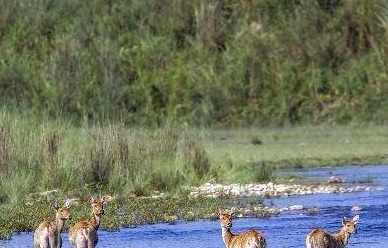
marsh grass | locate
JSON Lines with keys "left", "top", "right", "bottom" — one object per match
{"left": 1, "top": 111, "right": 388, "bottom": 205}
{"left": 252, "top": 162, "right": 276, "bottom": 183}
{"left": 0, "top": 111, "right": 216, "bottom": 204}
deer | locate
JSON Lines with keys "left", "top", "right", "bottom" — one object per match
{"left": 306, "top": 215, "right": 360, "bottom": 248}
{"left": 33, "top": 199, "right": 76, "bottom": 248}
{"left": 68, "top": 196, "right": 112, "bottom": 248}
{"left": 217, "top": 207, "right": 267, "bottom": 248}
{"left": 327, "top": 172, "right": 346, "bottom": 184}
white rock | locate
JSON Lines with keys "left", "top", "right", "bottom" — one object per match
{"left": 351, "top": 205, "right": 362, "bottom": 211}
{"left": 289, "top": 205, "right": 304, "bottom": 210}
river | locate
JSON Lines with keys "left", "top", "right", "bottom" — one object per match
{"left": 1, "top": 165, "right": 387, "bottom": 248}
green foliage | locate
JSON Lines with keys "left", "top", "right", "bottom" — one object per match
{"left": 1, "top": 0, "right": 388, "bottom": 126}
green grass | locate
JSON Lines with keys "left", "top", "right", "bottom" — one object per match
{"left": 205, "top": 125, "right": 388, "bottom": 171}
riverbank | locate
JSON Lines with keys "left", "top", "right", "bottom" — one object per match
{"left": 2, "top": 111, "right": 388, "bottom": 205}
{"left": 1, "top": 113, "right": 388, "bottom": 206}
{"left": 1, "top": 177, "right": 379, "bottom": 240}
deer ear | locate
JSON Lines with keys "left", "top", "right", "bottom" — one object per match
{"left": 230, "top": 207, "right": 236, "bottom": 215}
{"left": 342, "top": 217, "right": 347, "bottom": 226}
{"left": 89, "top": 196, "right": 95, "bottom": 204}
{"left": 216, "top": 207, "right": 222, "bottom": 216}
{"left": 101, "top": 195, "right": 112, "bottom": 204}
{"left": 352, "top": 215, "right": 360, "bottom": 224}
{"left": 53, "top": 202, "right": 59, "bottom": 210}
{"left": 64, "top": 198, "right": 77, "bottom": 208}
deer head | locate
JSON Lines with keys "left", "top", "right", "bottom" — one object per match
{"left": 53, "top": 201, "right": 72, "bottom": 220}
{"left": 217, "top": 207, "right": 236, "bottom": 229}
{"left": 342, "top": 215, "right": 360, "bottom": 234}
{"left": 89, "top": 195, "right": 112, "bottom": 216}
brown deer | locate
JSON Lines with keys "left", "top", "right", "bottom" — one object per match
{"left": 217, "top": 207, "right": 267, "bottom": 248}
{"left": 68, "top": 196, "right": 111, "bottom": 248}
{"left": 34, "top": 199, "right": 76, "bottom": 248}
{"left": 306, "top": 215, "right": 360, "bottom": 248}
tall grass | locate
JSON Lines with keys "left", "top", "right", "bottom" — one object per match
{"left": 1, "top": 0, "right": 388, "bottom": 126}
{"left": 1, "top": 110, "right": 388, "bottom": 204}
{"left": 0, "top": 110, "right": 214, "bottom": 204}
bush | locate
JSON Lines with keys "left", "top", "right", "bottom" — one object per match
{"left": 252, "top": 162, "right": 276, "bottom": 182}
{"left": 250, "top": 136, "right": 263, "bottom": 145}
{"left": 183, "top": 136, "right": 211, "bottom": 179}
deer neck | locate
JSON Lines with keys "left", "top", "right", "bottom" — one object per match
{"left": 54, "top": 214, "right": 65, "bottom": 246}
{"left": 54, "top": 214, "right": 65, "bottom": 233}
{"left": 334, "top": 228, "right": 351, "bottom": 248}
{"left": 221, "top": 226, "right": 234, "bottom": 248}
{"left": 90, "top": 213, "right": 102, "bottom": 230}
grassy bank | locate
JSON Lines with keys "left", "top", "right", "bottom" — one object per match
{"left": 1, "top": 110, "right": 388, "bottom": 206}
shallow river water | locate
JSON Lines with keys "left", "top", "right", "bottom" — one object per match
{"left": 1, "top": 165, "right": 388, "bottom": 248}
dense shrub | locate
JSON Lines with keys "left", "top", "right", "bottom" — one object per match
{"left": 1, "top": 0, "right": 388, "bottom": 126}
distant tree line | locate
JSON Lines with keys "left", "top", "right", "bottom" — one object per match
{"left": 1, "top": 0, "right": 388, "bottom": 126}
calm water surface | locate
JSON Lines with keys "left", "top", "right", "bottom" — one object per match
{"left": 1, "top": 165, "right": 388, "bottom": 248}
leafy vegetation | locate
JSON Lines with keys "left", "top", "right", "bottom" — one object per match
{"left": 1, "top": 0, "right": 388, "bottom": 126}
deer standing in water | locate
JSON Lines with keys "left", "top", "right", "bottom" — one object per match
{"left": 306, "top": 215, "right": 360, "bottom": 248}
{"left": 34, "top": 199, "right": 76, "bottom": 248}
{"left": 68, "top": 196, "right": 111, "bottom": 248}
{"left": 217, "top": 207, "right": 267, "bottom": 248}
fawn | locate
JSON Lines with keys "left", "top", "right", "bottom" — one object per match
{"left": 68, "top": 196, "right": 111, "bottom": 248}
{"left": 34, "top": 199, "right": 75, "bottom": 248}
{"left": 217, "top": 207, "right": 267, "bottom": 248}
{"left": 306, "top": 215, "right": 360, "bottom": 248}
